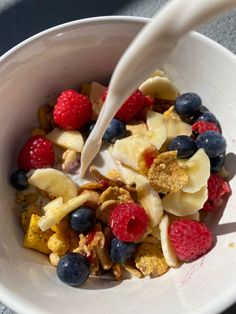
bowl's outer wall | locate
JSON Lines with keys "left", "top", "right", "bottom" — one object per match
{"left": 0, "top": 17, "right": 236, "bottom": 314}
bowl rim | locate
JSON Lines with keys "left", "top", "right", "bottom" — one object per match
{"left": 1, "top": 15, "right": 236, "bottom": 314}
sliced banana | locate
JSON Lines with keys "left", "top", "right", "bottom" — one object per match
{"left": 28, "top": 168, "right": 78, "bottom": 202}
{"left": 112, "top": 131, "right": 166, "bottom": 170}
{"left": 89, "top": 81, "right": 106, "bottom": 118}
{"left": 146, "top": 110, "right": 167, "bottom": 132}
{"left": 46, "top": 128, "right": 84, "bottom": 153}
{"left": 135, "top": 174, "right": 163, "bottom": 228}
{"left": 38, "top": 193, "right": 91, "bottom": 231}
{"left": 159, "top": 215, "right": 179, "bottom": 267}
{"left": 162, "top": 186, "right": 208, "bottom": 216}
{"left": 139, "top": 76, "right": 179, "bottom": 100}
{"left": 43, "top": 197, "right": 63, "bottom": 213}
{"left": 166, "top": 119, "right": 192, "bottom": 141}
{"left": 117, "top": 164, "right": 138, "bottom": 186}
{"left": 181, "top": 149, "right": 210, "bottom": 193}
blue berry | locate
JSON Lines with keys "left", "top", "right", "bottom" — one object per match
{"left": 56, "top": 253, "right": 90, "bottom": 286}
{"left": 185, "top": 105, "right": 209, "bottom": 125}
{"left": 196, "top": 131, "right": 226, "bottom": 158}
{"left": 10, "top": 169, "right": 29, "bottom": 190}
{"left": 174, "top": 93, "right": 202, "bottom": 117}
{"left": 168, "top": 135, "right": 197, "bottom": 158}
{"left": 110, "top": 237, "right": 137, "bottom": 264}
{"left": 210, "top": 153, "right": 225, "bottom": 172}
{"left": 70, "top": 207, "right": 96, "bottom": 234}
{"left": 103, "top": 119, "right": 126, "bottom": 143}
{"left": 197, "top": 112, "right": 218, "bottom": 124}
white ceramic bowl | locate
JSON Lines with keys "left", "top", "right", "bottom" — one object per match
{"left": 0, "top": 16, "right": 236, "bottom": 314}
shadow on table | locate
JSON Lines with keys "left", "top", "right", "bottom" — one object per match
{"left": 0, "top": 0, "right": 135, "bottom": 55}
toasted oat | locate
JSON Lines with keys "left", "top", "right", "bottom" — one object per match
{"left": 163, "top": 106, "right": 181, "bottom": 121}
{"left": 62, "top": 149, "right": 79, "bottom": 172}
{"left": 126, "top": 121, "right": 147, "bottom": 135}
{"left": 112, "top": 263, "right": 124, "bottom": 281}
{"left": 49, "top": 252, "right": 60, "bottom": 267}
{"left": 134, "top": 243, "right": 168, "bottom": 277}
{"left": 80, "top": 190, "right": 101, "bottom": 209}
{"left": 148, "top": 151, "right": 188, "bottom": 194}
{"left": 24, "top": 193, "right": 39, "bottom": 205}
{"left": 47, "top": 232, "right": 70, "bottom": 256}
{"left": 95, "top": 200, "right": 118, "bottom": 224}
{"left": 73, "top": 230, "right": 105, "bottom": 257}
{"left": 99, "top": 186, "right": 133, "bottom": 203}
{"left": 138, "top": 145, "right": 159, "bottom": 176}
{"left": 123, "top": 260, "right": 143, "bottom": 278}
{"left": 107, "top": 169, "right": 122, "bottom": 181}
{"left": 80, "top": 181, "right": 105, "bottom": 191}
{"left": 21, "top": 204, "right": 42, "bottom": 231}
{"left": 96, "top": 227, "right": 113, "bottom": 270}
{"left": 15, "top": 191, "right": 25, "bottom": 204}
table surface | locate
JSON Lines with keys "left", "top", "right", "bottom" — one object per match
{"left": 0, "top": 0, "right": 236, "bottom": 313}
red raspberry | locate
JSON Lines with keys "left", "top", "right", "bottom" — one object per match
{"left": 168, "top": 219, "right": 213, "bottom": 261}
{"left": 109, "top": 202, "right": 148, "bottom": 242}
{"left": 192, "top": 121, "right": 219, "bottom": 136}
{"left": 102, "top": 89, "right": 147, "bottom": 122}
{"left": 17, "top": 135, "right": 55, "bottom": 171}
{"left": 202, "top": 174, "right": 231, "bottom": 211}
{"left": 53, "top": 89, "right": 92, "bottom": 130}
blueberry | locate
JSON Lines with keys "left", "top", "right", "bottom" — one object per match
{"left": 196, "top": 131, "right": 226, "bottom": 158}
{"left": 10, "top": 169, "right": 29, "bottom": 190}
{"left": 70, "top": 207, "right": 96, "bottom": 234}
{"left": 184, "top": 105, "right": 209, "bottom": 125}
{"left": 197, "top": 112, "right": 218, "bottom": 124}
{"left": 102, "top": 119, "right": 126, "bottom": 144}
{"left": 110, "top": 237, "right": 137, "bottom": 264}
{"left": 174, "top": 93, "right": 202, "bottom": 117}
{"left": 210, "top": 153, "right": 225, "bottom": 172}
{"left": 56, "top": 253, "right": 90, "bottom": 286}
{"left": 168, "top": 135, "right": 197, "bottom": 158}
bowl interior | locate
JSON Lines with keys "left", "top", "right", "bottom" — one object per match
{"left": 0, "top": 17, "right": 236, "bottom": 314}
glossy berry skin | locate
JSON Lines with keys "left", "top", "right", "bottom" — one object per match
{"left": 109, "top": 202, "right": 148, "bottom": 242}
{"left": 17, "top": 135, "right": 55, "bottom": 171}
{"left": 103, "top": 119, "right": 126, "bottom": 143}
{"left": 56, "top": 253, "right": 90, "bottom": 286}
{"left": 210, "top": 153, "right": 225, "bottom": 173}
{"left": 174, "top": 93, "right": 202, "bottom": 117}
{"left": 168, "top": 219, "right": 213, "bottom": 261}
{"left": 197, "top": 112, "right": 218, "bottom": 124}
{"left": 53, "top": 89, "right": 92, "bottom": 130}
{"left": 196, "top": 131, "right": 226, "bottom": 158}
{"left": 70, "top": 207, "right": 96, "bottom": 234}
{"left": 110, "top": 237, "right": 137, "bottom": 263}
{"left": 168, "top": 135, "right": 197, "bottom": 158}
{"left": 10, "top": 169, "right": 29, "bottom": 190}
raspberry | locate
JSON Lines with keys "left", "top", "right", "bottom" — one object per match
{"left": 168, "top": 219, "right": 213, "bottom": 261}
{"left": 53, "top": 89, "right": 92, "bottom": 130}
{"left": 202, "top": 174, "right": 231, "bottom": 211}
{"left": 17, "top": 135, "right": 55, "bottom": 171}
{"left": 109, "top": 202, "right": 148, "bottom": 242}
{"left": 102, "top": 89, "right": 147, "bottom": 122}
{"left": 192, "top": 121, "right": 219, "bottom": 137}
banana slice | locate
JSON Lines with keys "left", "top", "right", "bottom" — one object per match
{"left": 117, "top": 164, "right": 138, "bottom": 186}
{"left": 135, "top": 175, "right": 163, "bottom": 228}
{"left": 43, "top": 197, "right": 63, "bottom": 213}
{"left": 28, "top": 168, "right": 78, "bottom": 202}
{"left": 162, "top": 186, "right": 208, "bottom": 216}
{"left": 89, "top": 81, "right": 106, "bottom": 118}
{"left": 146, "top": 110, "right": 167, "bottom": 133}
{"left": 166, "top": 119, "right": 192, "bottom": 141}
{"left": 181, "top": 149, "right": 210, "bottom": 193}
{"left": 159, "top": 215, "right": 179, "bottom": 267}
{"left": 38, "top": 193, "right": 91, "bottom": 231}
{"left": 112, "top": 131, "right": 166, "bottom": 170}
{"left": 139, "top": 75, "right": 179, "bottom": 100}
{"left": 46, "top": 128, "right": 84, "bottom": 153}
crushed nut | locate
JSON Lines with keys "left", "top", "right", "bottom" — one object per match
{"left": 148, "top": 151, "right": 188, "bottom": 193}
{"left": 163, "top": 106, "right": 181, "bottom": 121}
{"left": 138, "top": 145, "right": 159, "bottom": 176}
{"left": 135, "top": 243, "right": 168, "bottom": 277}
{"left": 80, "top": 181, "right": 105, "bottom": 191}
{"left": 49, "top": 252, "right": 60, "bottom": 267}
{"left": 62, "top": 149, "right": 79, "bottom": 172}
{"left": 47, "top": 232, "right": 70, "bottom": 255}
{"left": 95, "top": 200, "right": 118, "bottom": 224}
{"left": 123, "top": 260, "right": 143, "bottom": 278}
{"left": 100, "top": 186, "right": 133, "bottom": 203}
{"left": 112, "top": 263, "right": 124, "bottom": 281}
{"left": 96, "top": 227, "right": 114, "bottom": 270}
